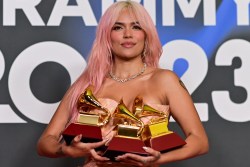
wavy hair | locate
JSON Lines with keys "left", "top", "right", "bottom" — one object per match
{"left": 69, "top": 0, "right": 162, "bottom": 120}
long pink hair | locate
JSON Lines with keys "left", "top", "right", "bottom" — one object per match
{"left": 68, "top": 1, "right": 162, "bottom": 120}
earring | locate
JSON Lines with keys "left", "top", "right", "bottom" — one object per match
{"left": 142, "top": 41, "right": 148, "bottom": 60}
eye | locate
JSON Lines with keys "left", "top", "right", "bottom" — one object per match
{"left": 132, "top": 25, "right": 142, "bottom": 30}
{"left": 112, "top": 25, "right": 123, "bottom": 31}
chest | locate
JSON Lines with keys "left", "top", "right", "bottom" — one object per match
{"left": 96, "top": 79, "right": 166, "bottom": 110}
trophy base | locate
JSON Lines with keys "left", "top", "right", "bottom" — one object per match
{"left": 103, "top": 136, "right": 148, "bottom": 161}
{"left": 145, "top": 132, "right": 186, "bottom": 153}
{"left": 62, "top": 123, "right": 103, "bottom": 145}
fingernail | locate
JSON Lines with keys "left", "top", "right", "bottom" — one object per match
{"left": 103, "top": 138, "right": 110, "bottom": 145}
{"left": 142, "top": 146, "right": 148, "bottom": 150}
{"left": 103, "top": 137, "right": 109, "bottom": 141}
{"left": 104, "top": 138, "right": 110, "bottom": 144}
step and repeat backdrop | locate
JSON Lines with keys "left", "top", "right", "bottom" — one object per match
{"left": 0, "top": 0, "right": 250, "bottom": 166}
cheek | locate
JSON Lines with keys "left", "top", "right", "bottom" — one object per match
{"left": 136, "top": 33, "right": 146, "bottom": 44}
{"left": 110, "top": 37, "right": 120, "bottom": 53}
{"left": 111, "top": 41, "right": 120, "bottom": 52}
{"left": 111, "top": 39, "right": 121, "bottom": 50}
{"left": 111, "top": 32, "right": 121, "bottom": 43}
{"left": 137, "top": 36, "right": 146, "bottom": 48}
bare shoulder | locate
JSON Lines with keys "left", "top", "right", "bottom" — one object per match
{"left": 149, "top": 68, "right": 189, "bottom": 92}
{"left": 150, "top": 68, "right": 180, "bottom": 84}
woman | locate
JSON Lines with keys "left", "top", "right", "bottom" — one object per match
{"left": 37, "top": 1, "right": 209, "bottom": 166}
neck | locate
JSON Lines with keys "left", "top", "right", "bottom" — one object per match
{"left": 109, "top": 62, "right": 147, "bottom": 83}
{"left": 111, "top": 60, "right": 145, "bottom": 78}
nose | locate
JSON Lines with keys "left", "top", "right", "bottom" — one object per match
{"left": 123, "top": 28, "right": 132, "bottom": 38}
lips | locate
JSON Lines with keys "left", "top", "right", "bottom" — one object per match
{"left": 121, "top": 42, "right": 136, "bottom": 48}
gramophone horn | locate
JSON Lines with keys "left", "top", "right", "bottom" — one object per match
{"left": 113, "top": 99, "right": 144, "bottom": 136}
{"left": 133, "top": 96, "right": 166, "bottom": 118}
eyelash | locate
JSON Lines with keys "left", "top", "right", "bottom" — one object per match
{"left": 112, "top": 26, "right": 122, "bottom": 30}
{"left": 133, "top": 25, "right": 142, "bottom": 30}
{"left": 112, "top": 25, "right": 142, "bottom": 31}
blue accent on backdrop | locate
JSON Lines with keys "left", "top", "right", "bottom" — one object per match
{"left": 155, "top": 0, "right": 237, "bottom": 77}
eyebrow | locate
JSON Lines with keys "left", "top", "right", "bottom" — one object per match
{"left": 114, "top": 21, "right": 140, "bottom": 25}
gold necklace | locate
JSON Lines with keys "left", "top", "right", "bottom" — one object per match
{"left": 109, "top": 63, "right": 147, "bottom": 83}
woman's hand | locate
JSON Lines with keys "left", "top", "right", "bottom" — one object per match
{"left": 63, "top": 134, "right": 109, "bottom": 161}
{"left": 115, "top": 147, "right": 161, "bottom": 167}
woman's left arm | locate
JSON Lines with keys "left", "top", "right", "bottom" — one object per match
{"left": 155, "top": 70, "right": 209, "bottom": 164}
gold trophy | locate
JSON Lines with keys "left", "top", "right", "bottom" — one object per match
{"left": 133, "top": 97, "right": 186, "bottom": 153}
{"left": 103, "top": 99, "right": 148, "bottom": 160}
{"left": 77, "top": 87, "right": 110, "bottom": 126}
{"left": 63, "top": 86, "right": 111, "bottom": 147}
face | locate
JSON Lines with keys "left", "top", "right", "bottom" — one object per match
{"left": 110, "top": 9, "right": 146, "bottom": 61}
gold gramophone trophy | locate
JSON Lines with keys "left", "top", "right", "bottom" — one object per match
{"left": 133, "top": 97, "right": 186, "bottom": 153}
{"left": 62, "top": 86, "right": 111, "bottom": 146}
{"left": 103, "top": 99, "right": 149, "bottom": 160}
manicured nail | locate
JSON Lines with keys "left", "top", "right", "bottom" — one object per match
{"left": 103, "top": 138, "right": 110, "bottom": 145}
{"left": 142, "top": 146, "right": 148, "bottom": 150}
{"left": 78, "top": 134, "right": 82, "bottom": 139}
{"left": 103, "top": 137, "right": 110, "bottom": 141}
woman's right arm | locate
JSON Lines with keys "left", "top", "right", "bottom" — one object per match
{"left": 36, "top": 89, "right": 109, "bottom": 160}
{"left": 36, "top": 89, "right": 72, "bottom": 157}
